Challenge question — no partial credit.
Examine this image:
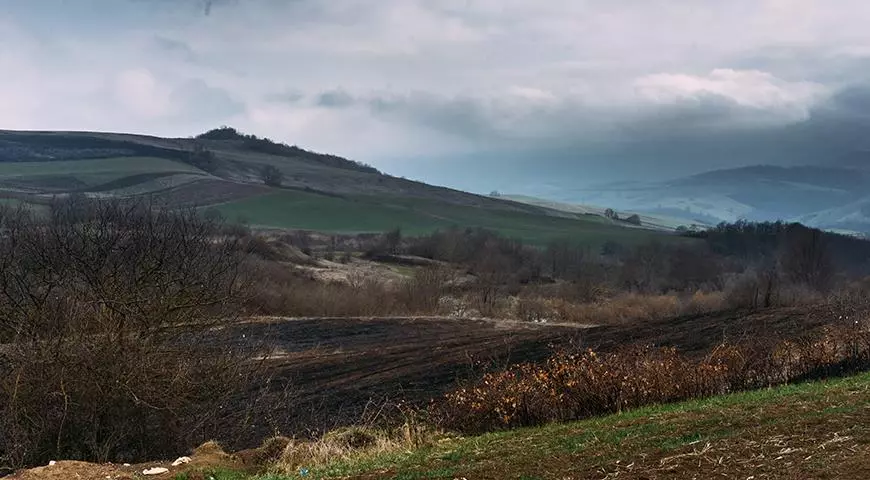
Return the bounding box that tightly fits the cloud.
[5,0,870,187]
[634,69,827,122]
[316,89,355,108]
[151,36,198,62]
[170,78,246,120]
[114,69,173,118]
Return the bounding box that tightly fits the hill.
[0,128,679,246]
[556,165,870,235]
[501,194,711,232]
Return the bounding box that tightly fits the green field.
[215,190,679,246]
[0,157,203,188]
[220,371,867,480]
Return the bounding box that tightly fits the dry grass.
[512,291,726,324]
[243,259,453,318]
[274,423,441,475]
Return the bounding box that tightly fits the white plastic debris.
[142,467,169,475]
[123,463,131,467]
[48,461,57,466]
[171,456,192,466]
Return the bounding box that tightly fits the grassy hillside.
[214,190,676,245]
[263,371,870,479]
[0,129,684,245]
[503,194,711,231]
[0,157,204,191]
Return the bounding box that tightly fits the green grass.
[0,157,203,188]
[247,371,870,480]
[215,190,682,246]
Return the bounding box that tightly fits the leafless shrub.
[723,268,780,310]
[397,266,453,314]
[0,198,261,468]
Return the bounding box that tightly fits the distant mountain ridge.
[551,163,870,235]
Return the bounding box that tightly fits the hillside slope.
[502,194,711,232]
[0,129,675,245]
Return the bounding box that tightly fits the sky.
[3,0,870,194]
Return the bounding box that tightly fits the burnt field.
[217,305,838,447]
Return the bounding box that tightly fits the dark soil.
[218,305,838,448]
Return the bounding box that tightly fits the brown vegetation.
[4,203,870,475]
[437,314,870,434]
[0,198,269,470]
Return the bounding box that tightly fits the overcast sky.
[3,0,870,191]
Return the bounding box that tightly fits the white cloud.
[634,69,828,122]
[114,69,173,118]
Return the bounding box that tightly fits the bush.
[436,324,870,434]
[261,165,284,187]
[0,198,261,468]
[397,267,452,314]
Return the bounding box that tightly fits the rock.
[171,456,191,467]
[142,467,169,475]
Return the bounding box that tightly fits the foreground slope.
[0,129,678,245]
[283,371,870,480]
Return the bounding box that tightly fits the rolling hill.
[501,194,712,232]
[0,128,677,246]
[555,164,870,235]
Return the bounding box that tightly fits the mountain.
[0,128,676,246]
[551,165,870,234]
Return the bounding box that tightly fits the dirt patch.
[206,316,584,447]
[145,178,270,207]
[7,461,134,480]
[576,304,838,357]
[6,440,288,480]
[207,305,840,450]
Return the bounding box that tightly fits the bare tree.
[779,225,834,292]
[0,197,259,468]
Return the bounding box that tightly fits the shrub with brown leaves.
[437,323,870,434]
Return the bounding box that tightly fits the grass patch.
[215,191,680,246]
[0,157,202,188]
[175,469,249,480]
[256,371,870,479]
